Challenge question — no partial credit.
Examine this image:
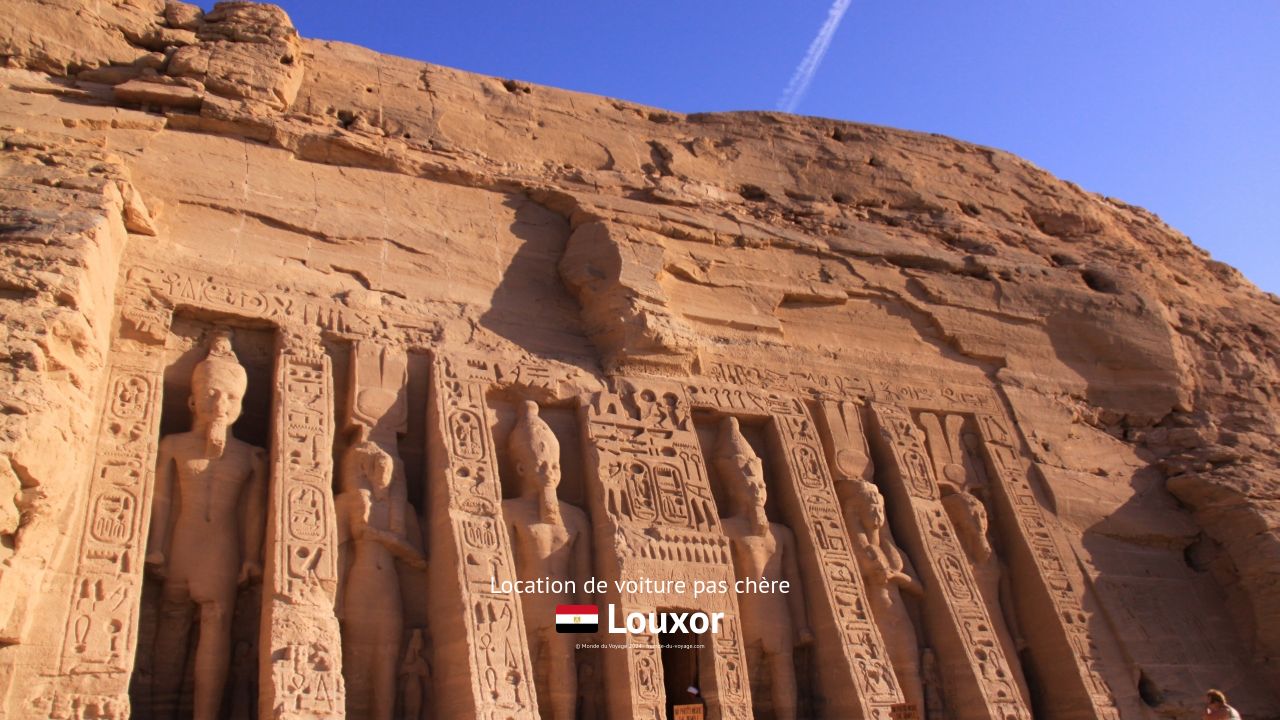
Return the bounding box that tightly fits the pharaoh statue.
[839,472,926,712]
[336,439,427,719]
[146,330,267,720]
[942,491,1031,707]
[501,400,591,720]
[715,417,813,720]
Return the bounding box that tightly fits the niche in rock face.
[490,394,594,720]
[129,316,276,720]
[694,412,815,720]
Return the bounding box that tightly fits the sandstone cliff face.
[1,3,1277,719]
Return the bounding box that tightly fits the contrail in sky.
[777,0,854,113]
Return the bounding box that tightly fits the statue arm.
[781,527,813,645]
[238,447,267,583]
[146,437,176,570]
[997,560,1026,648]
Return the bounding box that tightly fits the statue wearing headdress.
[942,491,1030,707]
[716,417,812,720]
[840,473,926,711]
[502,401,591,720]
[336,438,425,720]
[146,330,267,720]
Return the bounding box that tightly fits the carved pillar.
[767,399,904,719]
[426,355,538,720]
[36,330,168,715]
[868,403,1030,720]
[259,330,345,719]
[580,378,751,720]
[974,413,1121,719]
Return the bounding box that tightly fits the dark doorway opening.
[660,626,704,719]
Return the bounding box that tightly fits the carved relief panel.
[44,348,167,714]
[868,403,1030,720]
[974,413,1121,719]
[426,355,537,719]
[260,331,346,720]
[688,380,904,720]
[580,377,751,720]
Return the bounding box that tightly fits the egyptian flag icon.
[555,604,599,633]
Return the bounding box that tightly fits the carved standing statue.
[838,474,927,713]
[336,439,427,720]
[146,330,267,720]
[716,417,813,720]
[502,401,591,720]
[942,491,1032,707]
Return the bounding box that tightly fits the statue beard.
[204,419,230,458]
[539,488,562,526]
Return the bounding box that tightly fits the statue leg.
[153,580,194,719]
[192,599,234,720]
[546,632,577,720]
[343,636,373,717]
[371,633,399,720]
[768,648,799,720]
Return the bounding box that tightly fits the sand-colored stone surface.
[1,2,1277,718]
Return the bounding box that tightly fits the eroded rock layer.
[1,2,1277,719]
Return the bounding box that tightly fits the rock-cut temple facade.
[0,2,1278,719]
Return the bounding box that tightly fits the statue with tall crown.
[715,417,812,720]
[146,330,267,720]
[501,401,591,720]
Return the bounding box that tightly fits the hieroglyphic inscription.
[870,404,1029,720]
[127,264,439,346]
[428,356,536,719]
[260,333,345,719]
[585,379,717,533]
[702,357,998,412]
[581,378,751,720]
[55,352,165,705]
[975,414,1121,719]
[768,397,904,719]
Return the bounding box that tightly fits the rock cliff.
[1,2,1276,719]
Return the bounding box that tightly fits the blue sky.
[260,1,1279,294]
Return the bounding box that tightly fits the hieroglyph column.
[259,330,346,719]
[37,333,168,716]
[768,399,905,720]
[426,355,538,720]
[974,413,1121,719]
[868,403,1030,720]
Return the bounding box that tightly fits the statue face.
[726,454,767,510]
[364,446,395,490]
[865,484,886,529]
[191,368,245,427]
[516,440,560,490]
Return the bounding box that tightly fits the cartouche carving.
[715,417,812,720]
[146,330,267,720]
[502,401,591,720]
